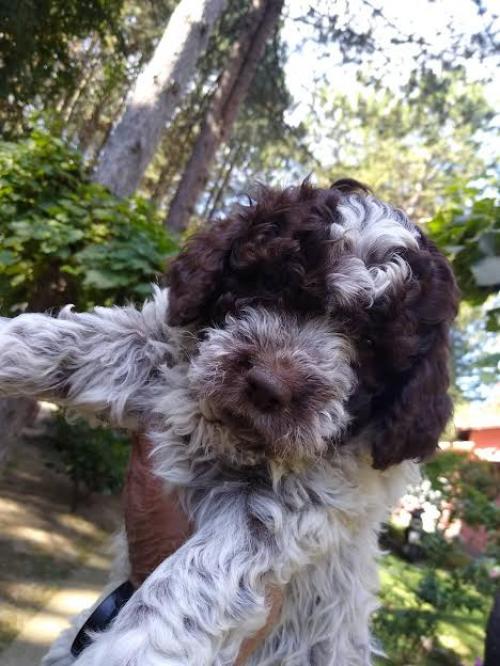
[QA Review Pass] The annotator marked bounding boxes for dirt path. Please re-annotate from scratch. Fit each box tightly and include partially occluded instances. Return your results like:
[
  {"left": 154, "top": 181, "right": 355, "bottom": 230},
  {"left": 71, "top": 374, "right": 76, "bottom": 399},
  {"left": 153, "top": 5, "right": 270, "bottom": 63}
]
[
  {"left": 0, "top": 436, "right": 122, "bottom": 655},
  {"left": 0, "top": 542, "right": 112, "bottom": 665}
]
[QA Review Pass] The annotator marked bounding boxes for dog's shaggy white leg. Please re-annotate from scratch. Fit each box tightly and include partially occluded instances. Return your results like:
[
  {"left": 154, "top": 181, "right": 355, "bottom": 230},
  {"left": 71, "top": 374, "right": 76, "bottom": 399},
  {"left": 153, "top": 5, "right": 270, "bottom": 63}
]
[
  {"left": 72, "top": 495, "right": 274, "bottom": 666},
  {"left": 0, "top": 289, "right": 182, "bottom": 427}
]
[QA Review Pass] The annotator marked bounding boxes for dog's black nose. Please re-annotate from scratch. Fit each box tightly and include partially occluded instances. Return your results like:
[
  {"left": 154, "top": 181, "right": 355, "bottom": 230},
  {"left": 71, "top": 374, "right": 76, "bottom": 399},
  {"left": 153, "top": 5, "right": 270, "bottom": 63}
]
[{"left": 246, "top": 367, "right": 292, "bottom": 412}]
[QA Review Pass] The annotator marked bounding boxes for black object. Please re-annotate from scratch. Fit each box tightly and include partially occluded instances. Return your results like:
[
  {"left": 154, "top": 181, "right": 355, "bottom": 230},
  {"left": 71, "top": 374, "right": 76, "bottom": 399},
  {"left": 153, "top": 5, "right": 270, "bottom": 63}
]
[
  {"left": 71, "top": 581, "right": 135, "bottom": 657},
  {"left": 484, "top": 590, "right": 500, "bottom": 666},
  {"left": 402, "top": 508, "right": 424, "bottom": 562}
]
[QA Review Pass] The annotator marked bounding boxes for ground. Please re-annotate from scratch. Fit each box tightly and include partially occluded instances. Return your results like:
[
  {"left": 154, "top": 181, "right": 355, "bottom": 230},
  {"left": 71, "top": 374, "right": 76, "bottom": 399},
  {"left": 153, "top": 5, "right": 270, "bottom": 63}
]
[
  {"left": 377, "top": 554, "right": 488, "bottom": 665},
  {"left": 0, "top": 435, "right": 121, "bottom": 659}
]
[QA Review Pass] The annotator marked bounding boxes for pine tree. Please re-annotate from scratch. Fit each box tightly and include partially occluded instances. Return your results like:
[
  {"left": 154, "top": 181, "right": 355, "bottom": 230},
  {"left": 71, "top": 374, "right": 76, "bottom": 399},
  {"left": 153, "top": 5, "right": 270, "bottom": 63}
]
[
  {"left": 93, "top": 0, "right": 227, "bottom": 196},
  {"left": 165, "top": 0, "right": 284, "bottom": 232}
]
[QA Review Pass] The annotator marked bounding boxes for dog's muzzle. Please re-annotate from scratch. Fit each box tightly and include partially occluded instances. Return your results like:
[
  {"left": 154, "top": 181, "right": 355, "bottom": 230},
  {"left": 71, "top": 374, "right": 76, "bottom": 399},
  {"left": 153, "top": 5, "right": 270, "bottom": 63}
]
[{"left": 189, "top": 310, "right": 357, "bottom": 461}]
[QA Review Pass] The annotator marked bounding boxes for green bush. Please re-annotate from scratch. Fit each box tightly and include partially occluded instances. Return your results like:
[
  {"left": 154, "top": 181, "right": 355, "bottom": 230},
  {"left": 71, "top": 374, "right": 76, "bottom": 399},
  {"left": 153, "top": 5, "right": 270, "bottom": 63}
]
[
  {"left": 375, "top": 452, "right": 499, "bottom": 664},
  {"left": 374, "top": 554, "right": 490, "bottom": 666},
  {"left": 425, "top": 451, "right": 500, "bottom": 545},
  {"left": 42, "top": 414, "right": 130, "bottom": 510},
  {"left": 427, "top": 183, "right": 499, "bottom": 330},
  {"left": 373, "top": 605, "right": 438, "bottom": 664},
  {"left": 0, "top": 126, "right": 178, "bottom": 314}
]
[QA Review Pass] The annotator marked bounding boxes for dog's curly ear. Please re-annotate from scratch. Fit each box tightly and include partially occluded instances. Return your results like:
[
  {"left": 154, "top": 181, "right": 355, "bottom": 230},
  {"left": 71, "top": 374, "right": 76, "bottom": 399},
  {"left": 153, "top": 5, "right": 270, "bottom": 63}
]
[
  {"left": 370, "top": 237, "right": 459, "bottom": 470},
  {"left": 166, "top": 218, "right": 242, "bottom": 327}
]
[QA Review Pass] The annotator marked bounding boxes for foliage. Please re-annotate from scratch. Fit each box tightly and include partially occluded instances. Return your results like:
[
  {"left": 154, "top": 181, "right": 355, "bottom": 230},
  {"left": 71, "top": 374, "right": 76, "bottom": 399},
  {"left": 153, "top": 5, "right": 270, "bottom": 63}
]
[
  {"left": 313, "top": 69, "right": 495, "bottom": 222},
  {"left": 419, "top": 453, "right": 499, "bottom": 604},
  {"left": 0, "top": 126, "right": 177, "bottom": 314},
  {"left": 196, "top": 33, "right": 311, "bottom": 218},
  {"left": 1, "top": 1, "right": 496, "bottom": 229},
  {"left": 143, "top": 0, "right": 308, "bottom": 219},
  {"left": 375, "top": 452, "right": 499, "bottom": 664},
  {"left": 0, "top": 0, "right": 125, "bottom": 133},
  {"left": 451, "top": 300, "right": 499, "bottom": 400},
  {"left": 374, "top": 554, "right": 489, "bottom": 666},
  {"left": 374, "top": 604, "right": 439, "bottom": 665},
  {"left": 206, "top": 6, "right": 497, "bottom": 222},
  {"left": 426, "top": 180, "right": 499, "bottom": 400},
  {"left": 0, "top": 1, "right": 178, "bottom": 144},
  {"left": 427, "top": 184, "right": 499, "bottom": 313},
  {"left": 43, "top": 413, "right": 130, "bottom": 508},
  {"left": 425, "top": 451, "right": 500, "bottom": 545}
]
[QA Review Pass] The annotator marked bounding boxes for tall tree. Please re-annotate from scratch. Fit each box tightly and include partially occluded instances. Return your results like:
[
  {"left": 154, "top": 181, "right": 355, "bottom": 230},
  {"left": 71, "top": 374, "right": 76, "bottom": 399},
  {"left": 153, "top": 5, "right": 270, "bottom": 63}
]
[
  {"left": 165, "top": 0, "right": 284, "bottom": 232},
  {"left": 65, "top": 1, "right": 178, "bottom": 161},
  {"left": 0, "top": 398, "right": 38, "bottom": 463},
  {"left": 0, "top": 0, "right": 125, "bottom": 135},
  {"left": 312, "top": 69, "right": 495, "bottom": 222},
  {"left": 93, "top": 0, "right": 227, "bottom": 197}
]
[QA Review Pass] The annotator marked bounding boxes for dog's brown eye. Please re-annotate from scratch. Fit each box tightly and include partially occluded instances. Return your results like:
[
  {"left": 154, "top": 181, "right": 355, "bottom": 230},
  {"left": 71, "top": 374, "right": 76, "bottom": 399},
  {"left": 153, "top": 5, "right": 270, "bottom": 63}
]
[{"left": 197, "top": 331, "right": 209, "bottom": 342}]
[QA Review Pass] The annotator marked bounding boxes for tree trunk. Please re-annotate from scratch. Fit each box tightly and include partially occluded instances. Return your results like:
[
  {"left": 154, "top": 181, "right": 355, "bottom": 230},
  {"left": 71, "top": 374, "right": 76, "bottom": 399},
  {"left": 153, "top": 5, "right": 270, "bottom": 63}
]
[
  {"left": 55, "top": 36, "right": 99, "bottom": 116},
  {"left": 89, "top": 83, "right": 133, "bottom": 168},
  {"left": 164, "top": 0, "right": 284, "bottom": 232},
  {"left": 0, "top": 398, "right": 38, "bottom": 465},
  {"left": 206, "top": 143, "right": 243, "bottom": 219},
  {"left": 152, "top": 155, "right": 177, "bottom": 205},
  {"left": 93, "top": 0, "right": 227, "bottom": 197}
]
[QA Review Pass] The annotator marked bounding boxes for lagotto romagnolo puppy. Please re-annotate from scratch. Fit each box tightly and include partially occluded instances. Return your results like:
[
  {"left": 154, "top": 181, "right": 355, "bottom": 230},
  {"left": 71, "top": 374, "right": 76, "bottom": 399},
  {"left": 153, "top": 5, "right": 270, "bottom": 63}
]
[{"left": 0, "top": 180, "right": 458, "bottom": 666}]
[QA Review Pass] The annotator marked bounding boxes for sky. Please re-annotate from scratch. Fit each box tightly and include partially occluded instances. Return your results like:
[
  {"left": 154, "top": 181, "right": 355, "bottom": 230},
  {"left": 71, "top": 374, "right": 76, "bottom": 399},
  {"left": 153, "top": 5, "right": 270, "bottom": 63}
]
[
  {"left": 281, "top": 0, "right": 499, "bottom": 123},
  {"left": 279, "top": 0, "right": 499, "bottom": 410}
]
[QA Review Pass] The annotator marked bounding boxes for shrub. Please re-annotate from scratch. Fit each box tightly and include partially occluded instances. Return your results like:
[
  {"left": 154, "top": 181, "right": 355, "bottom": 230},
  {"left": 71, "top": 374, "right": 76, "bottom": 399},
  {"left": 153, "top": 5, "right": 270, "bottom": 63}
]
[
  {"left": 374, "top": 553, "right": 490, "bottom": 666},
  {"left": 425, "top": 451, "right": 500, "bottom": 548},
  {"left": 42, "top": 414, "right": 130, "bottom": 510},
  {"left": 373, "top": 605, "right": 438, "bottom": 664},
  {"left": 0, "top": 126, "right": 178, "bottom": 314},
  {"left": 427, "top": 184, "right": 499, "bottom": 316},
  {"left": 376, "top": 452, "right": 499, "bottom": 664}
]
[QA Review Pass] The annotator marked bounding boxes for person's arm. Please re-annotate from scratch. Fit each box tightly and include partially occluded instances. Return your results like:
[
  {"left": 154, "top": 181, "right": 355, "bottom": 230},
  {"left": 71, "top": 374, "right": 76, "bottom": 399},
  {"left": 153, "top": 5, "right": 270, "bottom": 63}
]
[{"left": 124, "top": 434, "right": 193, "bottom": 587}]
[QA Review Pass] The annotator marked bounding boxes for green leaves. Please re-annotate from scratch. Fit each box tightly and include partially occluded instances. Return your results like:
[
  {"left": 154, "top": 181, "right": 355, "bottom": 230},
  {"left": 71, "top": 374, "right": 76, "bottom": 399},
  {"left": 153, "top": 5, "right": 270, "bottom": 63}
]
[
  {"left": 41, "top": 414, "right": 131, "bottom": 502},
  {"left": 0, "top": 0, "right": 126, "bottom": 134},
  {"left": 427, "top": 184, "right": 499, "bottom": 315},
  {"left": 316, "top": 69, "right": 494, "bottom": 223},
  {"left": 0, "top": 127, "right": 178, "bottom": 313},
  {"left": 375, "top": 450, "right": 499, "bottom": 664}
]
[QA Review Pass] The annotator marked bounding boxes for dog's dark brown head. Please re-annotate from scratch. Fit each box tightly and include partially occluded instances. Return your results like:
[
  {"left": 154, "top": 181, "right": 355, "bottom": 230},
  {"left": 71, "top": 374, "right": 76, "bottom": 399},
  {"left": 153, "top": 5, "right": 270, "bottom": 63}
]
[{"left": 167, "top": 181, "right": 458, "bottom": 469}]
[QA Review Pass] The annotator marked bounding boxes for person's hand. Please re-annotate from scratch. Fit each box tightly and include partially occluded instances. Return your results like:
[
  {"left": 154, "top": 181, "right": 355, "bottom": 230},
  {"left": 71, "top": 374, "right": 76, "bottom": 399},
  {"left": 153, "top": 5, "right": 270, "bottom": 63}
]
[{"left": 124, "top": 434, "right": 283, "bottom": 664}]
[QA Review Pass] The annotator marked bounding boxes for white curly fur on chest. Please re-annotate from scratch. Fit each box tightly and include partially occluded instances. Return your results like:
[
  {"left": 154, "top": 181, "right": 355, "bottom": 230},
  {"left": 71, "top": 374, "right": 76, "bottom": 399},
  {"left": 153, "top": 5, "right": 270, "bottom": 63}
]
[
  {"left": 146, "top": 375, "right": 419, "bottom": 665},
  {"left": 248, "top": 461, "right": 418, "bottom": 666}
]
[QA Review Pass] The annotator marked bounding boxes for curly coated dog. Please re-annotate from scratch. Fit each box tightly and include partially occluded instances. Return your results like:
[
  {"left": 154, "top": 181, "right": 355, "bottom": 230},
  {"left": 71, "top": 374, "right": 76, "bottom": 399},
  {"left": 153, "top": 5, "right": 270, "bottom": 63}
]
[{"left": 0, "top": 180, "right": 458, "bottom": 665}]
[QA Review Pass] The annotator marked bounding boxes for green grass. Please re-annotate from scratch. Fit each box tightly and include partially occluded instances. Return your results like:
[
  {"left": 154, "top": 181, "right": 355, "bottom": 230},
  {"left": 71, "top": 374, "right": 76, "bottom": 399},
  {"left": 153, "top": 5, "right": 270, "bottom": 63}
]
[{"left": 375, "top": 554, "right": 488, "bottom": 666}]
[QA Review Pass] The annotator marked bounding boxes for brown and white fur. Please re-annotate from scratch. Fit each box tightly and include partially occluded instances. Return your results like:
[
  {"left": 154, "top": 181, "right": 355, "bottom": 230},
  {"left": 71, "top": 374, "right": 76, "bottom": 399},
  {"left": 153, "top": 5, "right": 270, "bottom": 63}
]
[{"left": 0, "top": 181, "right": 458, "bottom": 665}]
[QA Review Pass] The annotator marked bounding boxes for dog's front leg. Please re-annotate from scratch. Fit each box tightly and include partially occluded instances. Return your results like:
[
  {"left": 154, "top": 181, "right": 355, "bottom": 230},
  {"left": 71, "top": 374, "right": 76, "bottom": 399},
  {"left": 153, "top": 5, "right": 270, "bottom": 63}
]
[
  {"left": 73, "top": 495, "right": 274, "bottom": 666},
  {"left": 0, "top": 289, "right": 182, "bottom": 427}
]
